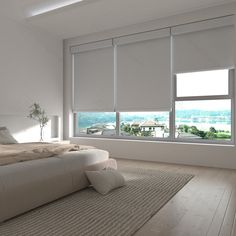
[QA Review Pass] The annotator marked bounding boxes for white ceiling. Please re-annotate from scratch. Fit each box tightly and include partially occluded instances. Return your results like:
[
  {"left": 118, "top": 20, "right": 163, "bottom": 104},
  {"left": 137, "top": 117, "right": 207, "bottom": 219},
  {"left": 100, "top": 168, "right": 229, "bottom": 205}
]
[{"left": 1, "top": 0, "right": 236, "bottom": 39}]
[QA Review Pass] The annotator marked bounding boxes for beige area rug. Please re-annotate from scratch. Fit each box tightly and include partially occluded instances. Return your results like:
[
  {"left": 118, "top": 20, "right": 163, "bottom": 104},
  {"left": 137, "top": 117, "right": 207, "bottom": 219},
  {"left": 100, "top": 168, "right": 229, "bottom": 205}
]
[{"left": 0, "top": 167, "right": 193, "bottom": 236}]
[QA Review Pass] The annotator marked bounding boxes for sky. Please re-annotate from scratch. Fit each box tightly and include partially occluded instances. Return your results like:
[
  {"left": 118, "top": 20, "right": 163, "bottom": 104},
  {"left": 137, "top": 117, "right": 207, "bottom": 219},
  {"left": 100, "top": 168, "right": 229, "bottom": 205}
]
[{"left": 177, "top": 69, "right": 228, "bottom": 97}]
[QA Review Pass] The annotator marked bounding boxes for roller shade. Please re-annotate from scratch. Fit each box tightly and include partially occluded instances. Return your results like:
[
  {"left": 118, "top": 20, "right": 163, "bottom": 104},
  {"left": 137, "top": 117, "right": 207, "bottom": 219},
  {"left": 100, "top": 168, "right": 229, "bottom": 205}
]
[
  {"left": 172, "top": 16, "right": 235, "bottom": 73},
  {"left": 114, "top": 28, "right": 172, "bottom": 112},
  {"left": 72, "top": 40, "right": 114, "bottom": 112}
]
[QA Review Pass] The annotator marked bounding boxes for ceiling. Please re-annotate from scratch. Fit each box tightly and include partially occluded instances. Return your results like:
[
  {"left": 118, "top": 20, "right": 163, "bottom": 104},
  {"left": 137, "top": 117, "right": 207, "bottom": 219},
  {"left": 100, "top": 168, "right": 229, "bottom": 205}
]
[{"left": 1, "top": 0, "right": 235, "bottom": 39}]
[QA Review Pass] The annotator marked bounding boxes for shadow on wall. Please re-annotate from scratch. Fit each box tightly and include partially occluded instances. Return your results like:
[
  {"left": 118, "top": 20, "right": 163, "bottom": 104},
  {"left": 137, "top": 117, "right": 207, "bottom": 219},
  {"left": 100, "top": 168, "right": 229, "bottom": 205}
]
[{"left": 0, "top": 115, "right": 59, "bottom": 142}]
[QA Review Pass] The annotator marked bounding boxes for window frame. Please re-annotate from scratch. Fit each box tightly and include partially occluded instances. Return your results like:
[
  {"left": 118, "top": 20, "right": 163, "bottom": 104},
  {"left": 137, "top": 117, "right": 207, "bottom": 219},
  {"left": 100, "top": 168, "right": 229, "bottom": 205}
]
[{"left": 74, "top": 69, "right": 234, "bottom": 145}]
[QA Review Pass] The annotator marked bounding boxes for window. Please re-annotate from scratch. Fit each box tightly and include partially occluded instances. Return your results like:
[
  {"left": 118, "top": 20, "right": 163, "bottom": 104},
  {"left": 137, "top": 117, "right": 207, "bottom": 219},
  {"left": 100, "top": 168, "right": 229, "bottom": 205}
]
[
  {"left": 174, "top": 69, "right": 233, "bottom": 142},
  {"left": 71, "top": 15, "right": 234, "bottom": 144},
  {"left": 74, "top": 69, "right": 233, "bottom": 144}
]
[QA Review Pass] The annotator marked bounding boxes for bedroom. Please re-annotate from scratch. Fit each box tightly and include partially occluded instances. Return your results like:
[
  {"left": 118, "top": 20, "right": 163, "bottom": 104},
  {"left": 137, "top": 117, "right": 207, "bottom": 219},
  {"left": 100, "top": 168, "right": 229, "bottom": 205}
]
[{"left": 0, "top": 0, "right": 236, "bottom": 235}]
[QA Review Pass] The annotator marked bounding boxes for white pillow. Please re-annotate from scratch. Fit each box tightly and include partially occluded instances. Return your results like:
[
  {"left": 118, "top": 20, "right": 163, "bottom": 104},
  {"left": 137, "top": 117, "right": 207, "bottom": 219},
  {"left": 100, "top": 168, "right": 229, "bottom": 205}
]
[
  {"left": 0, "top": 127, "right": 18, "bottom": 144},
  {"left": 85, "top": 169, "right": 125, "bottom": 195}
]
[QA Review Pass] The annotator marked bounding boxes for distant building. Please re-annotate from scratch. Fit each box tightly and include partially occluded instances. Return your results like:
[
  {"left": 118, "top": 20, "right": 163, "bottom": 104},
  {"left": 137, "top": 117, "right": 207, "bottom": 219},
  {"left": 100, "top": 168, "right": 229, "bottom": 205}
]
[
  {"left": 140, "top": 120, "right": 165, "bottom": 132},
  {"left": 140, "top": 120, "right": 166, "bottom": 138}
]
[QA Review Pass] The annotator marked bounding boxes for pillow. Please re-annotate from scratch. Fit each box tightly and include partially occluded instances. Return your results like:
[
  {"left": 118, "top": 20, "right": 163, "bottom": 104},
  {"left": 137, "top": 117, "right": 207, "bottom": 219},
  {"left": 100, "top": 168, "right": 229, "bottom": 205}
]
[
  {"left": 85, "top": 169, "right": 125, "bottom": 195},
  {"left": 86, "top": 159, "right": 118, "bottom": 172},
  {"left": 0, "top": 127, "right": 18, "bottom": 144}
]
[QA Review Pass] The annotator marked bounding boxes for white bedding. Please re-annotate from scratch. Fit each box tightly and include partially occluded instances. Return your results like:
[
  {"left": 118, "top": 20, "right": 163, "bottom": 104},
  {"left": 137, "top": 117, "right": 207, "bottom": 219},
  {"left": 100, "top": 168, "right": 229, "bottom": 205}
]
[{"left": 0, "top": 148, "right": 110, "bottom": 222}]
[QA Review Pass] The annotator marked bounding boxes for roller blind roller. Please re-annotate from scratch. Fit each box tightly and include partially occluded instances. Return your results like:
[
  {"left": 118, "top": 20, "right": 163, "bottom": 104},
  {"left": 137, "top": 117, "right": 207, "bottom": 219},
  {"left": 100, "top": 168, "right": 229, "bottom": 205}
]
[
  {"left": 114, "top": 28, "right": 172, "bottom": 112},
  {"left": 172, "top": 16, "right": 235, "bottom": 73},
  {"left": 72, "top": 40, "right": 114, "bottom": 112}
]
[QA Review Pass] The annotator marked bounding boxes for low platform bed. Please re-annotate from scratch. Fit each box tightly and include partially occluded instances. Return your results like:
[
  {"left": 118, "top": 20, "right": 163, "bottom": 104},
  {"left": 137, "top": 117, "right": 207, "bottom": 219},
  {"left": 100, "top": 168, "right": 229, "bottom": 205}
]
[{"left": 0, "top": 146, "right": 115, "bottom": 222}]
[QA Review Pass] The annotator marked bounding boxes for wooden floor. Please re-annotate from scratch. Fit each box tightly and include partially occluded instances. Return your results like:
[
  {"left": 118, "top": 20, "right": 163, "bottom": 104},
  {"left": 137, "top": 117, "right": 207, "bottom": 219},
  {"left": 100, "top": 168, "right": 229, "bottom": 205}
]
[{"left": 116, "top": 159, "right": 236, "bottom": 236}]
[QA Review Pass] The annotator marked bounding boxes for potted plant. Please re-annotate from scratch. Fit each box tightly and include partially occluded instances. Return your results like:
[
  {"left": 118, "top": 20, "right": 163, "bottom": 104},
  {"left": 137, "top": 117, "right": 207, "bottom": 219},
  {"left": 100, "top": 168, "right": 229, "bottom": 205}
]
[{"left": 28, "top": 103, "right": 49, "bottom": 141}]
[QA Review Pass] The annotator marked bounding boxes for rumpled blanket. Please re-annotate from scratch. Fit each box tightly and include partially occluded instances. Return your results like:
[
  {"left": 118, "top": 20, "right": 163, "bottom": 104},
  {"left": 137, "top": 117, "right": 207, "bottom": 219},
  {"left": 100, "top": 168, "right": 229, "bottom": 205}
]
[{"left": 0, "top": 143, "right": 93, "bottom": 166}]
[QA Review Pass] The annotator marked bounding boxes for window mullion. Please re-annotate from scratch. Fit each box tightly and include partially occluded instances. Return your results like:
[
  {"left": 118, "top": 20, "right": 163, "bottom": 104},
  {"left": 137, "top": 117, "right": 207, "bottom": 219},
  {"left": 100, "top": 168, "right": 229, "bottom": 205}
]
[
  {"left": 229, "top": 69, "right": 235, "bottom": 144},
  {"left": 229, "top": 69, "right": 234, "bottom": 98},
  {"left": 116, "top": 112, "right": 120, "bottom": 136},
  {"left": 169, "top": 107, "right": 175, "bottom": 140},
  {"left": 170, "top": 75, "right": 176, "bottom": 140},
  {"left": 74, "top": 113, "right": 78, "bottom": 137}
]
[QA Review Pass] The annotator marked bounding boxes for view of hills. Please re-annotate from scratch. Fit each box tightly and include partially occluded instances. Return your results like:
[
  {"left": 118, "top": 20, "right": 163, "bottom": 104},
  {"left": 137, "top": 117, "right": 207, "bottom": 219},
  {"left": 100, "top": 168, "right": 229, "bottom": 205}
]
[{"left": 77, "top": 110, "right": 231, "bottom": 128}]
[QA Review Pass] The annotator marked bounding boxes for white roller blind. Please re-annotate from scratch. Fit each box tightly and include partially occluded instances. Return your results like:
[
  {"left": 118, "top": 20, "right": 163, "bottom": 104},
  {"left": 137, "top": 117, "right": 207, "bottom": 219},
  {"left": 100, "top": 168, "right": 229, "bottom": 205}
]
[
  {"left": 172, "top": 16, "right": 235, "bottom": 73},
  {"left": 114, "top": 29, "right": 172, "bottom": 112},
  {"left": 72, "top": 40, "right": 114, "bottom": 112}
]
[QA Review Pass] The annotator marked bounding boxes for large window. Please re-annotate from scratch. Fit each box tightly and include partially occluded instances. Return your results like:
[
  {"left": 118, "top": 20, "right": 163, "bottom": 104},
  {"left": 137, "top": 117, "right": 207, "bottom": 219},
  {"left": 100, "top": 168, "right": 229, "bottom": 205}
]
[
  {"left": 75, "top": 69, "right": 233, "bottom": 144},
  {"left": 72, "top": 16, "right": 234, "bottom": 144}
]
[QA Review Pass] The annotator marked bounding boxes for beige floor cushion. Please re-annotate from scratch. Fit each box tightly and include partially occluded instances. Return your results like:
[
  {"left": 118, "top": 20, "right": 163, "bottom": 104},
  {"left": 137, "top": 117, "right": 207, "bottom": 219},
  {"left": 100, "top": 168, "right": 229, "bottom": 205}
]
[{"left": 86, "top": 168, "right": 125, "bottom": 195}]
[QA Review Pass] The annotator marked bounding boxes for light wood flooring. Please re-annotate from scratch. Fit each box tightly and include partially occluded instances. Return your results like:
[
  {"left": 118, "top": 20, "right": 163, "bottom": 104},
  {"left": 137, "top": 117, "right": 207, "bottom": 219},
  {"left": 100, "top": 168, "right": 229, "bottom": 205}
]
[{"left": 116, "top": 159, "right": 236, "bottom": 236}]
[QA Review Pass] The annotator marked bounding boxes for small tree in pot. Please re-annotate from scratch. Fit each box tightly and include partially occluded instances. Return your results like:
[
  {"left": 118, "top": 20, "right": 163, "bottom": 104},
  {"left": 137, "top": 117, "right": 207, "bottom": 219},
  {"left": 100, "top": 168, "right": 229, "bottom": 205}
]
[{"left": 28, "top": 103, "right": 49, "bottom": 141}]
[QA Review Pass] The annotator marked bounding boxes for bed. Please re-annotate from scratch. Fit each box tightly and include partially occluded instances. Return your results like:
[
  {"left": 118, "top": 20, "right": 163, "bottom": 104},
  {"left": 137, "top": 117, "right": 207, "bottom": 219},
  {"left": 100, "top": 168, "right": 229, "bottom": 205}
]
[{"left": 0, "top": 128, "right": 115, "bottom": 222}]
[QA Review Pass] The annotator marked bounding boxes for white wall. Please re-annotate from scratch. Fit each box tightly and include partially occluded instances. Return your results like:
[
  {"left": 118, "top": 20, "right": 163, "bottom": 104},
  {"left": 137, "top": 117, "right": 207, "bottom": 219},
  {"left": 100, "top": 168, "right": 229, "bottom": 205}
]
[
  {"left": 64, "top": 3, "right": 236, "bottom": 169},
  {"left": 70, "top": 138, "right": 236, "bottom": 169},
  {"left": 0, "top": 15, "right": 63, "bottom": 139}
]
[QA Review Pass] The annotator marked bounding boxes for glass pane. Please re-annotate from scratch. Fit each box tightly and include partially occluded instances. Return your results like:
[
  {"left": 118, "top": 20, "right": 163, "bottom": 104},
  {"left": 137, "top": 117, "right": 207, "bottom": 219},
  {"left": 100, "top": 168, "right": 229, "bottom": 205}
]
[
  {"left": 77, "top": 112, "right": 116, "bottom": 136},
  {"left": 175, "top": 100, "right": 231, "bottom": 141},
  {"left": 176, "top": 70, "right": 229, "bottom": 97},
  {"left": 120, "top": 112, "right": 169, "bottom": 138}
]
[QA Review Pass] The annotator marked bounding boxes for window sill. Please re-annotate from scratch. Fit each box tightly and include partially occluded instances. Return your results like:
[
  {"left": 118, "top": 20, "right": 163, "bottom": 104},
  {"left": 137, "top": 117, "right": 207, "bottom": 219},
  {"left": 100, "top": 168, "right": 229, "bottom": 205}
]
[{"left": 70, "top": 136, "right": 234, "bottom": 147}]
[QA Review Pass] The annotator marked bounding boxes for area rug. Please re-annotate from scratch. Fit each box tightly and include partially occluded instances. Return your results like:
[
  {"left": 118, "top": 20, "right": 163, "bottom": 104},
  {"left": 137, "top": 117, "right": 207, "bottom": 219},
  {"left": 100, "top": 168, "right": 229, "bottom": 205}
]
[{"left": 0, "top": 167, "right": 193, "bottom": 236}]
